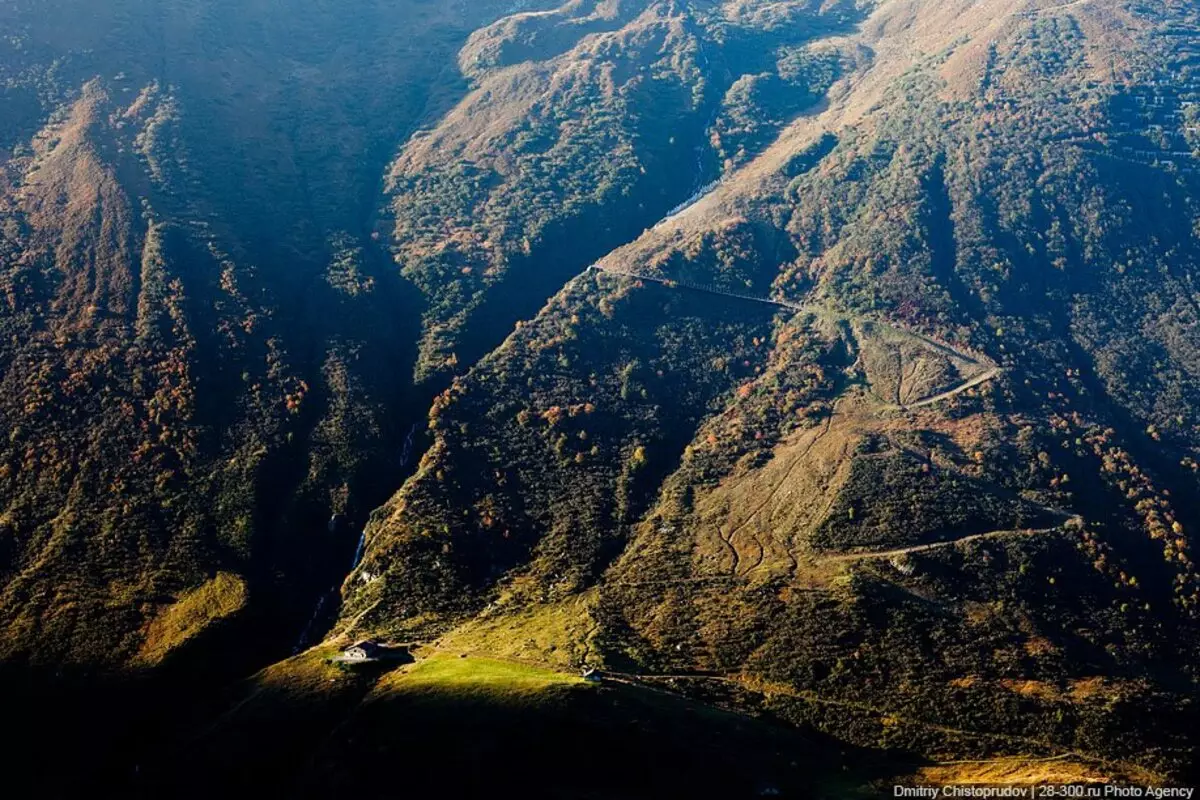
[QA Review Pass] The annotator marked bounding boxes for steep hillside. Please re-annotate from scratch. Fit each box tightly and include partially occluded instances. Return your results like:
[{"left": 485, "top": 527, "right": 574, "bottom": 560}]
[
  {"left": 0, "top": 0, "right": 565, "bottom": 669},
  {"left": 154, "top": 647, "right": 909, "bottom": 798},
  {"left": 389, "top": 0, "right": 859, "bottom": 381},
  {"left": 334, "top": 0, "right": 1200, "bottom": 780},
  {"left": 3, "top": 0, "right": 1200, "bottom": 793}
]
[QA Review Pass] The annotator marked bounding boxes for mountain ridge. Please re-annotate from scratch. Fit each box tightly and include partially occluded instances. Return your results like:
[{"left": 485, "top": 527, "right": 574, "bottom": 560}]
[
  {"left": 1, "top": 0, "right": 1199, "bottom": 793},
  {"left": 333, "top": 0, "right": 1200, "bottom": 781}
]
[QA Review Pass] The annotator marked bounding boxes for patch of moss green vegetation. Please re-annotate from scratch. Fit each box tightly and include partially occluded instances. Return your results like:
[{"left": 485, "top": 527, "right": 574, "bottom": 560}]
[
  {"left": 254, "top": 646, "right": 352, "bottom": 695},
  {"left": 382, "top": 653, "right": 583, "bottom": 703},
  {"left": 433, "top": 590, "right": 600, "bottom": 669}
]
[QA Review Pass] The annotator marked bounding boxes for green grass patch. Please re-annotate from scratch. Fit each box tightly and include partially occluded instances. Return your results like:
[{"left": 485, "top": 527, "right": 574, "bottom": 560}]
[
  {"left": 434, "top": 591, "right": 598, "bottom": 668},
  {"left": 136, "top": 572, "right": 247, "bottom": 666},
  {"left": 382, "top": 654, "right": 583, "bottom": 705}
]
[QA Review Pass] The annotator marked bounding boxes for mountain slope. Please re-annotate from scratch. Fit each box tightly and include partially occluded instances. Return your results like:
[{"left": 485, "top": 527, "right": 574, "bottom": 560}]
[
  {"left": 2, "top": 0, "right": 1200, "bottom": 792},
  {"left": 334, "top": 0, "right": 1200, "bottom": 779},
  {"left": 388, "top": 0, "right": 860, "bottom": 381},
  {"left": 0, "top": 0, "right": 564, "bottom": 669}
]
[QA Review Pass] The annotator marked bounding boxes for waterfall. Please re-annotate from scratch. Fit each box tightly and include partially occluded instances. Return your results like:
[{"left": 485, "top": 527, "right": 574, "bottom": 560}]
[
  {"left": 292, "top": 591, "right": 329, "bottom": 654},
  {"left": 399, "top": 423, "right": 416, "bottom": 468},
  {"left": 351, "top": 530, "right": 367, "bottom": 571}
]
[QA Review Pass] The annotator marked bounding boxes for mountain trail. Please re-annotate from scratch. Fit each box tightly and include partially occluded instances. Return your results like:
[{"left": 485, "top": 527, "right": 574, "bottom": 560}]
[{"left": 817, "top": 518, "right": 1080, "bottom": 564}]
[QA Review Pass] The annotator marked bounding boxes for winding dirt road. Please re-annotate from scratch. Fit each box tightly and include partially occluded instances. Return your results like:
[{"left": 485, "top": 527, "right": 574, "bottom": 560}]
[
  {"left": 590, "top": 264, "right": 1002, "bottom": 410},
  {"left": 880, "top": 366, "right": 1004, "bottom": 411},
  {"left": 818, "top": 519, "right": 1078, "bottom": 564}
]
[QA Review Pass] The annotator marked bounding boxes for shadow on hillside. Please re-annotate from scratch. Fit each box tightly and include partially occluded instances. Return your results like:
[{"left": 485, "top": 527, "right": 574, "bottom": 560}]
[{"left": 138, "top": 658, "right": 913, "bottom": 800}]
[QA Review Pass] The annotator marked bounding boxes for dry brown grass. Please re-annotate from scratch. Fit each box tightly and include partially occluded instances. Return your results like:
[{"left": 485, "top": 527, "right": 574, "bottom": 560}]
[
  {"left": 916, "top": 756, "right": 1115, "bottom": 786},
  {"left": 22, "top": 80, "right": 137, "bottom": 331},
  {"left": 999, "top": 678, "right": 1061, "bottom": 701},
  {"left": 691, "top": 398, "right": 863, "bottom": 583}
]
